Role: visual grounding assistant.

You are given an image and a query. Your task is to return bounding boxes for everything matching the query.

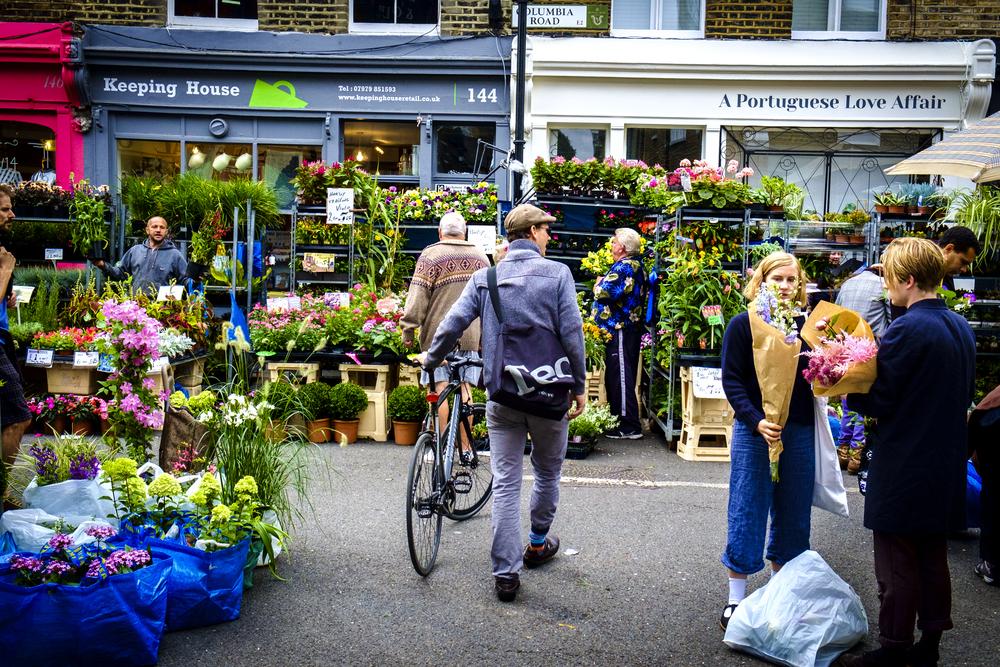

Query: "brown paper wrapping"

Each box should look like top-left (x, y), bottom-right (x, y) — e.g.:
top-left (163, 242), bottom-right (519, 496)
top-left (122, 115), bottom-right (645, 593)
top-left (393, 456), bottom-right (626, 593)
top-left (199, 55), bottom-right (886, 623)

top-left (749, 310), bottom-right (802, 477)
top-left (801, 301), bottom-right (878, 397)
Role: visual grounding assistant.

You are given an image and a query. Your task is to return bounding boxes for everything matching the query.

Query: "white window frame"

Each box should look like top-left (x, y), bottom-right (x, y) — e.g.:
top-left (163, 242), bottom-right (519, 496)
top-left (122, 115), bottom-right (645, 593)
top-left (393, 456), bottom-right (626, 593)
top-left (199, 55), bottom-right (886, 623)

top-left (167, 0), bottom-right (259, 31)
top-left (791, 0), bottom-right (886, 40)
top-left (610, 0), bottom-right (705, 38)
top-left (349, 0), bottom-right (441, 35)
top-left (548, 125), bottom-right (611, 161)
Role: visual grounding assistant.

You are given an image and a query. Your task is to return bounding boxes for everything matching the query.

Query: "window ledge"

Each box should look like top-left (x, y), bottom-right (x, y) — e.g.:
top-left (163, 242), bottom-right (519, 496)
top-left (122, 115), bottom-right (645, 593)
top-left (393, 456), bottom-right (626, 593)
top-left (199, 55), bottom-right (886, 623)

top-left (168, 17), bottom-right (259, 32)
top-left (349, 23), bottom-right (440, 36)
top-left (610, 29), bottom-right (704, 39)
top-left (791, 30), bottom-right (885, 41)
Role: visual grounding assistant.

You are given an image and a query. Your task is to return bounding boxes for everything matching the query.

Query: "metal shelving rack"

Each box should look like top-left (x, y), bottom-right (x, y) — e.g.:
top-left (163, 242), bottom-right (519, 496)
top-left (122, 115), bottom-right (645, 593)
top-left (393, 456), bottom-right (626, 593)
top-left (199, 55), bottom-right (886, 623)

top-left (290, 203), bottom-right (355, 291)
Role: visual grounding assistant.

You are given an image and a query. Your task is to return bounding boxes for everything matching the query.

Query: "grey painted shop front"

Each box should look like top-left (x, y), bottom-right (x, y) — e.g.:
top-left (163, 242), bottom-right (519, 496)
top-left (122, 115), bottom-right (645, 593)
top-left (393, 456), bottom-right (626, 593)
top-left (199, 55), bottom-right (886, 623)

top-left (81, 27), bottom-right (513, 209)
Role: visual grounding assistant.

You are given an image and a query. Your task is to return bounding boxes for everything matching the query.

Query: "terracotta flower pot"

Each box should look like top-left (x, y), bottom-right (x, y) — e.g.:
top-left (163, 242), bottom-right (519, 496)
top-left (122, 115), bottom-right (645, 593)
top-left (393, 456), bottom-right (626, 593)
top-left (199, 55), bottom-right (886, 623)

top-left (71, 418), bottom-right (96, 436)
top-left (835, 234), bottom-right (850, 243)
top-left (49, 415), bottom-right (68, 435)
top-left (100, 418), bottom-right (112, 435)
top-left (392, 420), bottom-right (420, 446)
top-left (849, 234), bottom-right (865, 244)
top-left (306, 418), bottom-right (331, 444)
top-left (887, 205), bottom-right (906, 214)
top-left (874, 204), bottom-right (889, 214)
top-left (333, 419), bottom-right (360, 444)
top-left (286, 414), bottom-right (307, 440)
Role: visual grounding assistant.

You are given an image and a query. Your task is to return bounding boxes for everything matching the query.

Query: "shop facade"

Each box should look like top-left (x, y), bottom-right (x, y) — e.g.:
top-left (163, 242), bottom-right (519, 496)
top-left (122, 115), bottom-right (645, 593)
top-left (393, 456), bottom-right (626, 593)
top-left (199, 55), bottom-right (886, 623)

top-left (81, 27), bottom-right (512, 209)
top-left (524, 36), bottom-right (996, 214)
top-left (0, 22), bottom-right (85, 188)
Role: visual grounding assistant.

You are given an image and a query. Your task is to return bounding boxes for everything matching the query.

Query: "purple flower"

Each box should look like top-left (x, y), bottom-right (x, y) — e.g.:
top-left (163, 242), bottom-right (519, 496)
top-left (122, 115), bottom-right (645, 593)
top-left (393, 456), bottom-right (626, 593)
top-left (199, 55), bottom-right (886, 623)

top-left (29, 445), bottom-right (58, 481)
top-left (85, 525), bottom-right (117, 541)
top-left (44, 561), bottom-right (73, 577)
top-left (10, 555), bottom-right (44, 574)
top-left (47, 533), bottom-right (74, 551)
top-left (68, 453), bottom-right (100, 481)
top-left (964, 292), bottom-right (977, 303)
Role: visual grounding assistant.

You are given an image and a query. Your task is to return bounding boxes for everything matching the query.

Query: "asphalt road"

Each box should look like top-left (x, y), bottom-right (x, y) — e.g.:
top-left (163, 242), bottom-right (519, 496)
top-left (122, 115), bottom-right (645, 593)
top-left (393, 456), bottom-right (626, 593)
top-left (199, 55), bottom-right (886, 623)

top-left (157, 436), bottom-right (999, 666)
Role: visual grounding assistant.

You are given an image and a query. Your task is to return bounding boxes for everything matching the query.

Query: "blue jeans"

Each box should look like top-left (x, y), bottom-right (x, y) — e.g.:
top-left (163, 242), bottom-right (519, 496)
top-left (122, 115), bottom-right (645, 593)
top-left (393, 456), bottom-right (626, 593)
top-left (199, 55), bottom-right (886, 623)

top-left (722, 419), bottom-right (815, 575)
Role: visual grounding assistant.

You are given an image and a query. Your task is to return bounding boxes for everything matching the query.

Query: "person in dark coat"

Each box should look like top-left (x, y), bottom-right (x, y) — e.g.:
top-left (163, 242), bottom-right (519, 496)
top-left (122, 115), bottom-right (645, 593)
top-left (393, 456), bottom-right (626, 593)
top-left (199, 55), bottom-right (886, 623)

top-left (968, 383), bottom-right (1000, 587)
top-left (840, 238), bottom-right (976, 667)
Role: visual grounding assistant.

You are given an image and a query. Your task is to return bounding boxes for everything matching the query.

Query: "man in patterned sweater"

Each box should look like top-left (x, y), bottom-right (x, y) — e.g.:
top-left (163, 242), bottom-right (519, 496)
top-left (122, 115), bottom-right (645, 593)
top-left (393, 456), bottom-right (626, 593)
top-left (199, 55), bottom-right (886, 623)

top-left (401, 212), bottom-right (489, 454)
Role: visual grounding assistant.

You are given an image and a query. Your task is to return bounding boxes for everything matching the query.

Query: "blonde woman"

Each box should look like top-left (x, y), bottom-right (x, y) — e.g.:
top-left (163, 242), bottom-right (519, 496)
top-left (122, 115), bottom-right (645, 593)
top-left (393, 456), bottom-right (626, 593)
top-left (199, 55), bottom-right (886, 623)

top-left (718, 252), bottom-right (815, 629)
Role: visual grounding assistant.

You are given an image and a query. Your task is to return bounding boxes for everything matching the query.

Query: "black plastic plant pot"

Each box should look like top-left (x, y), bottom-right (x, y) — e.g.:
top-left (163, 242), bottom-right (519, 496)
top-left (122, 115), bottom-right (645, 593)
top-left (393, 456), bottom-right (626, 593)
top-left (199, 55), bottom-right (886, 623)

top-left (86, 242), bottom-right (106, 262)
top-left (185, 261), bottom-right (207, 280)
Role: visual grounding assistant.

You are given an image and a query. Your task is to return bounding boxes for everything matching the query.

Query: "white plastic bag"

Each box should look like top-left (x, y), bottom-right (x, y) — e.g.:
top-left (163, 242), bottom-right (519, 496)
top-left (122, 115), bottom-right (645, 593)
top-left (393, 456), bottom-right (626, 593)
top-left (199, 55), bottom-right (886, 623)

top-left (21, 477), bottom-right (116, 523)
top-left (812, 397), bottom-right (850, 518)
top-left (724, 550), bottom-right (868, 667)
top-left (0, 509), bottom-right (116, 552)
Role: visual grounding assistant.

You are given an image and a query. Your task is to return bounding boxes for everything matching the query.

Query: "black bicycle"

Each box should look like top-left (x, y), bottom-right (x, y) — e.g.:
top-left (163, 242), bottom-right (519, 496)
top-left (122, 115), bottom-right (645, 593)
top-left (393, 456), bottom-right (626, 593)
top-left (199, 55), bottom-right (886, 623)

top-left (406, 354), bottom-right (493, 576)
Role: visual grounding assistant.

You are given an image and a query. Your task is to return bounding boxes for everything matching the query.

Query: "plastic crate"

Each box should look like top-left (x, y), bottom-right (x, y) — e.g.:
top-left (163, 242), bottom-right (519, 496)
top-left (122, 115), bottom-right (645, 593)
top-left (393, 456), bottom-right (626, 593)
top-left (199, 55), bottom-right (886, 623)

top-left (264, 362), bottom-right (320, 385)
top-left (677, 367), bottom-right (733, 461)
top-left (338, 363), bottom-right (395, 393)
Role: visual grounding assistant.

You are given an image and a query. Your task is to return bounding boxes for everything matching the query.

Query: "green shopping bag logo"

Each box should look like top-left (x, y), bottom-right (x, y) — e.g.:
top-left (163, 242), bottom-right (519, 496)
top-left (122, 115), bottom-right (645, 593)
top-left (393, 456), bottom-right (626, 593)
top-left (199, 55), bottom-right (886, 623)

top-left (249, 79), bottom-right (309, 109)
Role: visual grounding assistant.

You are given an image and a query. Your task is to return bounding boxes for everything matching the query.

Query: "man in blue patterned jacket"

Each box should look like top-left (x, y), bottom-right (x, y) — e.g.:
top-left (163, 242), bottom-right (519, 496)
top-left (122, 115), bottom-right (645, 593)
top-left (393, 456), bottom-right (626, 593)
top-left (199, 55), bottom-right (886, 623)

top-left (593, 228), bottom-right (645, 439)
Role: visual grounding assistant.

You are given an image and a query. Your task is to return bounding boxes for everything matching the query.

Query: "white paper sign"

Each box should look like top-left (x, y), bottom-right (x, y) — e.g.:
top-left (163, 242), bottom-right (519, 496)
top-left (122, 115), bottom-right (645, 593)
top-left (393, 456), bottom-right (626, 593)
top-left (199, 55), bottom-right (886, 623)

top-left (44, 248), bottom-right (63, 261)
top-left (691, 367), bottom-right (727, 400)
top-left (267, 296), bottom-right (302, 312)
top-left (151, 356), bottom-right (170, 373)
top-left (11, 285), bottom-right (34, 304)
top-left (323, 292), bottom-right (351, 308)
top-left (953, 277), bottom-right (975, 291)
top-left (326, 187), bottom-right (354, 225)
top-left (73, 351), bottom-right (100, 368)
top-left (467, 225), bottom-right (498, 256)
top-left (26, 349), bottom-right (54, 368)
top-left (157, 284), bottom-right (185, 301)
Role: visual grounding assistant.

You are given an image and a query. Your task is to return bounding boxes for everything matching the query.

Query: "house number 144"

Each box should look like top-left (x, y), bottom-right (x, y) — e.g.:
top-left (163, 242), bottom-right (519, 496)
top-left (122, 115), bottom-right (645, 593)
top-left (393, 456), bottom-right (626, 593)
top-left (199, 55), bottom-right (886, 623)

top-left (467, 88), bottom-right (498, 104)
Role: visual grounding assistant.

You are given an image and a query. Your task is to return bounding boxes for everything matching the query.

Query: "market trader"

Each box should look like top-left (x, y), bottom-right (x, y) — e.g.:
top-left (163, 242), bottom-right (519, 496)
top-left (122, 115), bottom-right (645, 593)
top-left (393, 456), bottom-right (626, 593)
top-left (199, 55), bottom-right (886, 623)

top-left (95, 216), bottom-right (187, 295)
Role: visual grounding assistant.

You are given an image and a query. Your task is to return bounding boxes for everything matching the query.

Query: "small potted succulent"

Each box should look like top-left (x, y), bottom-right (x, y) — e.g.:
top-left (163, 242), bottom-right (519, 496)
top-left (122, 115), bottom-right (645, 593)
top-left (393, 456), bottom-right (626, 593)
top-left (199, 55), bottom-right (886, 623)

top-left (297, 382), bottom-right (334, 444)
top-left (387, 385), bottom-right (427, 446)
top-left (329, 382), bottom-right (369, 444)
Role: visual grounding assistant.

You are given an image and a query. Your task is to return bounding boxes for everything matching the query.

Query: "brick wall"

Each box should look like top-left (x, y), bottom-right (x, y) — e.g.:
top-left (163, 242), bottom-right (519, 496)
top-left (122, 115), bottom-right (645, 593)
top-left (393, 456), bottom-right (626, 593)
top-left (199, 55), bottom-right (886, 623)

top-left (259, 1), bottom-right (348, 34)
top-left (705, 0), bottom-right (792, 39)
top-left (887, 1), bottom-right (1000, 40)
top-left (2, 0), bottom-right (164, 25)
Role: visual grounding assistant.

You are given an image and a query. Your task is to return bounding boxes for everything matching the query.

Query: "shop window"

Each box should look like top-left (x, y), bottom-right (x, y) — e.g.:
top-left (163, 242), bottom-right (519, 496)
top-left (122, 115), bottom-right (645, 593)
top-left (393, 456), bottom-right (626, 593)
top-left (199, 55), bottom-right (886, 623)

top-left (0, 121), bottom-right (55, 185)
top-left (626, 127), bottom-right (704, 169)
top-left (184, 143), bottom-right (253, 182)
top-left (351, 0), bottom-right (439, 33)
top-left (435, 123), bottom-right (495, 175)
top-left (259, 145), bottom-right (321, 211)
top-left (611, 0), bottom-right (704, 35)
top-left (343, 120), bottom-right (421, 181)
top-left (792, 0), bottom-right (884, 39)
top-left (118, 140), bottom-right (181, 180)
top-left (169, 0), bottom-right (258, 29)
top-left (549, 128), bottom-right (607, 161)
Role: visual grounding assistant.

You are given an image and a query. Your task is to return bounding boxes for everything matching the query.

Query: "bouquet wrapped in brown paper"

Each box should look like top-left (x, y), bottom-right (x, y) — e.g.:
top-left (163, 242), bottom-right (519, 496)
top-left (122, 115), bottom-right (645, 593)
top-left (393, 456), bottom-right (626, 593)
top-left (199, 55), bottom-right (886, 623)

top-left (749, 285), bottom-right (803, 482)
top-left (800, 301), bottom-right (878, 397)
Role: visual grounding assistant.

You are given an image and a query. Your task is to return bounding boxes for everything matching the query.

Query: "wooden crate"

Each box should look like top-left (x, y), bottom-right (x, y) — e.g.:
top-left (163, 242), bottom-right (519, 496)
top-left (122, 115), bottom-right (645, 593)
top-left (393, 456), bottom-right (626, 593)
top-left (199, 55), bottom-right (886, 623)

top-left (264, 362), bottom-right (319, 385)
top-left (173, 358), bottom-right (205, 386)
top-left (356, 390), bottom-right (389, 442)
top-left (677, 367), bottom-right (733, 462)
top-left (46, 364), bottom-right (98, 395)
top-left (585, 368), bottom-right (607, 405)
top-left (338, 363), bottom-right (395, 393)
top-left (396, 364), bottom-right (422, 388)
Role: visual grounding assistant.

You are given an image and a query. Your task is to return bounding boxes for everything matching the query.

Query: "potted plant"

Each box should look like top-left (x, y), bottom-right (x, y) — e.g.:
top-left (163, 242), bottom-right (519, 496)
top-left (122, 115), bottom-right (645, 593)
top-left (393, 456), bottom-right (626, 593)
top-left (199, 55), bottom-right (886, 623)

top-left (387, 385), bottom-right (426, 446)
top-left (754, 175), bottom-right (802, 213)
top-left (297, 381), bottom-right (334, 443)
top-left (872, 190), bottom-right (895, 214)
top-left (69, 395), bottom-right (106, 436)
top-left (260, 380), bottom-right (299, 442)
top-left (845, 207), bottom-right (870, 243)
top-left (567, 403), bottom-right (619, 459)
top-left (329, 382), bottom-right (369, 444)
top-left (68, 180), bottom-right (109, 261)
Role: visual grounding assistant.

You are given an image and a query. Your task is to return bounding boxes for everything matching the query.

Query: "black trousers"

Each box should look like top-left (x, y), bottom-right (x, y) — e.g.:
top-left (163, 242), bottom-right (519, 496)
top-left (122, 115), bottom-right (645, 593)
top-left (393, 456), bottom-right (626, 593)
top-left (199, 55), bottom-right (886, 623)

top-left (604, 326), bottom-right (642, 434)
top-left (872, 531), bottom-right (953, 648)
top-left (980, 448), bottom-right (999, 564)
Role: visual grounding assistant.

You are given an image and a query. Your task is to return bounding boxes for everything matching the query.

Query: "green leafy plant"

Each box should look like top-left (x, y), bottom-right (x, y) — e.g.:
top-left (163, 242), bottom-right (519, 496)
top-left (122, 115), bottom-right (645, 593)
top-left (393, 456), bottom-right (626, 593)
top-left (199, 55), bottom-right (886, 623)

top-left (754, 175), bottom-right (802, 209)
top-left (297, 382), bottom-right (335, 421)
top-left (260, 380), bottom-right (299, 421)
top-left (387, 385), bottom-right (426, 422)
top-left (953, 186), bottom-right (1000, 259)
top-left (568, 403), bottom-right (619, 440)
top-left (9, 322), bottom-right (43, 350)
top-left (329, 382), bottom-right (369, 421)
top-left (68, 180), bottom-right (109, 258)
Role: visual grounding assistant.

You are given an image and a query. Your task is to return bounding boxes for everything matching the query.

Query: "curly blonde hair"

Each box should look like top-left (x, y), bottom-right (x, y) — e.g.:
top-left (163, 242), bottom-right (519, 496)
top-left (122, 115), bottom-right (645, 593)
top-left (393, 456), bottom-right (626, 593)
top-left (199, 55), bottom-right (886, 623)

top-left (742, 251), bottom-right (808, 307)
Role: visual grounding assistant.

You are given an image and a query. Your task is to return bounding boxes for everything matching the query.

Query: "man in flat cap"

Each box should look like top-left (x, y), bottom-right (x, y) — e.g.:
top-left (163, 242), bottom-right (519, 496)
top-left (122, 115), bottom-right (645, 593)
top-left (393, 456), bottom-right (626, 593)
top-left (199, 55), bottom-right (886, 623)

top-left (420, 203), bottom-right (586, 603)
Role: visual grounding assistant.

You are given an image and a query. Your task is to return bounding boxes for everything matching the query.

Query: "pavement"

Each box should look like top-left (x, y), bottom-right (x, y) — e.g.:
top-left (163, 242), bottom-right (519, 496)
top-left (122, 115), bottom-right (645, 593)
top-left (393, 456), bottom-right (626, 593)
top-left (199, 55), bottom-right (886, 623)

top-left (157, 434), bottom-right (999, 666)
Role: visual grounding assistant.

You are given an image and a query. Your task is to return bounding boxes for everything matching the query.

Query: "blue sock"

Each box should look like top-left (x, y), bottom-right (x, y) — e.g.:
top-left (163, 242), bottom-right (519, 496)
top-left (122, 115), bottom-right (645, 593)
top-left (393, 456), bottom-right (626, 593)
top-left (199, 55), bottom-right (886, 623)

top-left (529, 531), bottom-right (547, 547)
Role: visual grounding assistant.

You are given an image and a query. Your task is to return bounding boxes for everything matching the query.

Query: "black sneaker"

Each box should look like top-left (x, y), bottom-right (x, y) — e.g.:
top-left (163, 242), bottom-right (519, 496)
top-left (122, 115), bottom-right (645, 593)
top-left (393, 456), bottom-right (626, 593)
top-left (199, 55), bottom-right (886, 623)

top-left (523, 535), bottom-right (560, 568)
top-left (605, 427), bottom-right (642, 440)
top-left (975, 560), bottom-right (996, 585)
top-left (494, 573), bottom-right (520, 602)
top-left (720, 603), bottom-right (738, 630)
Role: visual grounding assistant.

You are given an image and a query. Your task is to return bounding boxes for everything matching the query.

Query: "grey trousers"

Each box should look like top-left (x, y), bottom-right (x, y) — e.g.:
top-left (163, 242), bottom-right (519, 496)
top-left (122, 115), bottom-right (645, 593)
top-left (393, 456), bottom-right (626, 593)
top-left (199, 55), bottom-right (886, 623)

top-left (486, 401), bottom-right (568, 577)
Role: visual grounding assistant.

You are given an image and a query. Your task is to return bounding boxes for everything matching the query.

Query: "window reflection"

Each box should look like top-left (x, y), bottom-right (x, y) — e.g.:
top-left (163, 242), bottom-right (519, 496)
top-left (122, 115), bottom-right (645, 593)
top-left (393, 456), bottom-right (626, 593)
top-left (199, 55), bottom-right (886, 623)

top-left (0, 121), bottom-right (55, 185)
top-left (259, 145), bottom-right (321, 210)
top-left (436, 123), bottom-right (495, 174)
top-left (344, 120), bottom-right (420, 177)
top-left (549, 128), bottom-right (607, 161)
top-left (118, 139), bottom-right (180, 179)
top-left (185, 143), bottom-right (253, 180)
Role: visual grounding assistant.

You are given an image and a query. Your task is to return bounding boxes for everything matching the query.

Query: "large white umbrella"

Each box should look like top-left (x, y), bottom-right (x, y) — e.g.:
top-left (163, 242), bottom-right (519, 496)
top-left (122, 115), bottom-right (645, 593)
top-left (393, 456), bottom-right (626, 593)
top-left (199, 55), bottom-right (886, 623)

top-left (885, 111), bottom-right (1000, 183)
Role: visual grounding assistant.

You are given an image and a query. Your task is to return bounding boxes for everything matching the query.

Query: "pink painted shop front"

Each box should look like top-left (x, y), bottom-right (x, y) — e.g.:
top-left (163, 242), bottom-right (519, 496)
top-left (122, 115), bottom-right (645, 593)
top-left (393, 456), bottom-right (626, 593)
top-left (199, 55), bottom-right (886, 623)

top-left (0, 22), bottom-right (85, 188)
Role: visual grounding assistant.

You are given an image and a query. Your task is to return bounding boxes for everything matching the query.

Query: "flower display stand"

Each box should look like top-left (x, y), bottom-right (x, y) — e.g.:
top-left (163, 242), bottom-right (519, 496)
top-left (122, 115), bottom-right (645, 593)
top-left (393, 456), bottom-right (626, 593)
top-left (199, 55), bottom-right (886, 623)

top-left (676, 367), bottom-right (733, 462)
top-left (396, 364), bottom-right (422, 388)
top-left (264, 362), bottom-right (320, 385)
top-left (46, 364), bottom-right (98, 395)
top-left (585, 368), bottom-right (607, 405)
top-left (338, 363), bottom-right (394, 442)
top-left (173, 358), bottom-right (205, 387)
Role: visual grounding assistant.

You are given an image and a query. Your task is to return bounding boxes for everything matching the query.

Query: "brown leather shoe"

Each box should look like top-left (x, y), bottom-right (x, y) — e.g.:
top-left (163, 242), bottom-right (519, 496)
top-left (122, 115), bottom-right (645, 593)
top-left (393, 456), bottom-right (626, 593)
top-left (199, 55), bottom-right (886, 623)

top-left (495, 573), bottom-right (519, 602)
top-left (523, 535), bottom-right (560, 569)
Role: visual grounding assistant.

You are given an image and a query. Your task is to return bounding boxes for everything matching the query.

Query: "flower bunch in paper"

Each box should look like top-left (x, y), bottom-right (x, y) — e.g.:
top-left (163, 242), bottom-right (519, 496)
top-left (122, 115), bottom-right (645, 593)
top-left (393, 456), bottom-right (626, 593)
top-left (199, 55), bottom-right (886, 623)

top-left (800, 301), bottom-right (878, 397)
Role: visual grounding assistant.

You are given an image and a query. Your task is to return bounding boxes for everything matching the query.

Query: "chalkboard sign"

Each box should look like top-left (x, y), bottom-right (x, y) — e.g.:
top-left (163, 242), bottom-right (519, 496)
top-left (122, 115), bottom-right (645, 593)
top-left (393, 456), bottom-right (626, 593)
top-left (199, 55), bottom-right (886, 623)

top-left (326, 188), bottom-right (354, 225)
top-left (691, 367), bottom-right (726, 400)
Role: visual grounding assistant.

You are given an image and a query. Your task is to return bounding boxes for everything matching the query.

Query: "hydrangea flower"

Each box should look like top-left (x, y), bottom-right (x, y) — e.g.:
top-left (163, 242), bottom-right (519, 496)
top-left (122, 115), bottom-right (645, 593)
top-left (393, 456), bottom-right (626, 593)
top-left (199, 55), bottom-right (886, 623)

top-left (85, 525), bottom-right (117, 541)
top-left (148, 473), bottom-right (182, 498)
top-left (47, 533), bottom-right (74, 551)
top-left (210, 504), bottom-right (232, 525)
top-left (102, 457), bottom-right (138, 482)
top-left (234, 476), bottom-right (258, 500)
top-left (122, 477), bottom-right (148, 511)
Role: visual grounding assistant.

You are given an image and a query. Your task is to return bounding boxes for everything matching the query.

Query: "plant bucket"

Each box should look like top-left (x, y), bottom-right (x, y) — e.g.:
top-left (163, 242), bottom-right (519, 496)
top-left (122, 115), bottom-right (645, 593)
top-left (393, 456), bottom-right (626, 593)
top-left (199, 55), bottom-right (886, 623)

top-left (333, 419), bottom-right (360, 444)
top-left (392, 420), bottom-right (420, 446)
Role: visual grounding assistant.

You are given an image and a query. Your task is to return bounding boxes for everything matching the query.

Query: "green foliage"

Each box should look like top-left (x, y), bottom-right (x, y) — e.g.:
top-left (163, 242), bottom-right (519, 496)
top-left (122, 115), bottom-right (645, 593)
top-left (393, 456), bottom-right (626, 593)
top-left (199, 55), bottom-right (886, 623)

top-left (754, 175), bottom-right (803, 208)
top-left (568, 403), bottom-right (619, 440)
top-left (120, 175), bottom-right (161, 225)
top-left (297, 382), bottom-right (335, 421)
top-left (953, 186), bottom-right (1000, 259)
top-left (749, 242), bottom-right (784, 265)
top-left (9, 322), bottom-right (43, 350)
top-left (18, 279), bottom-right (61, 331)
top-left (12, 266), bottom-right (84, 292)
top-left (260, 380), bottom-right (299, 420)
top-left (657, 253), bottom-right (744, 357)
top-left (329, 382), bottom-right (369, 421)
top-left (387, 385), bottom-right (426, 422)
top-left (68, 181), bottom-right (109, 256)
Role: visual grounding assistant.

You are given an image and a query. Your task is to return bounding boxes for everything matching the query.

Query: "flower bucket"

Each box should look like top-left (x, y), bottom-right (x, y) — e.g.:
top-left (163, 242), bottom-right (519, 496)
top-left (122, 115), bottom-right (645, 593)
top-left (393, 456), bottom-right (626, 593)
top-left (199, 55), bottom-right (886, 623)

top-left (0, 555), bottom-right (172, 666)
top-left (306, 418), bottom-right (331, 444)
top-left (333, 419), bottom-right (360, 444)
top-left (392, 420), bottom-right (420, 446)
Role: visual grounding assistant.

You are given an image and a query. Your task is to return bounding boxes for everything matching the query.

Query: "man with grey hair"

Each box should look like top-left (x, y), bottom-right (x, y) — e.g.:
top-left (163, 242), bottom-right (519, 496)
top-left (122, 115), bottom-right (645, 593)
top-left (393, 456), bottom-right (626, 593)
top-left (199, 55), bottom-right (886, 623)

top-left (401, 211), bottom-right (489, 453)
top-left (593, 227), bottom-right (646, 439)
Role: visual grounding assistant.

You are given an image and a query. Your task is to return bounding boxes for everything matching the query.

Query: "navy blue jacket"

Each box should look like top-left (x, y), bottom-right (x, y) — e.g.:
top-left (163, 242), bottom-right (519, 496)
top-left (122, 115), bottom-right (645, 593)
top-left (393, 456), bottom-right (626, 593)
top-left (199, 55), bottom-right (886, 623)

top-left (721, 311), bottom-right (814, 431)
top-left (849, 298), bottom-right (975, 534)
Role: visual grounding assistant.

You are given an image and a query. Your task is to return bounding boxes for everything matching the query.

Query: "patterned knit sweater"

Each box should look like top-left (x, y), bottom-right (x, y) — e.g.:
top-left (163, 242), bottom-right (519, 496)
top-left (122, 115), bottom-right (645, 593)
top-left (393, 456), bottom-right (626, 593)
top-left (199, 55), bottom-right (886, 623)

top-left (400, 239), bottom-right (490, 352)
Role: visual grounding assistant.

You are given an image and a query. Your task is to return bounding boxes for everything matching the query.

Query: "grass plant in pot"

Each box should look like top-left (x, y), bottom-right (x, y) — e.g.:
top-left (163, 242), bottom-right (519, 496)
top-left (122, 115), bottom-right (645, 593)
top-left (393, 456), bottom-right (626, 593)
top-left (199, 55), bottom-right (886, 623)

top-left (260, 380), bottom-right (300, 442)
top-left (387, 385), bottom-right (426, 446)
top-left (298, 382), bottom-right (334, 444)
top-left (329, 382), bottom-right (368, 444)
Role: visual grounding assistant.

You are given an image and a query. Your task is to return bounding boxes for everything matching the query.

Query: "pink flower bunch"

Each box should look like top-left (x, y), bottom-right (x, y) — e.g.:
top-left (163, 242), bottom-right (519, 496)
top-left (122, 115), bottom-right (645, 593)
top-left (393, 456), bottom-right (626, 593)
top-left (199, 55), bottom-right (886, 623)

top-left (119, 380), bottom-right (164, 429)
top-left (801, 333), bottom-right (878, 387)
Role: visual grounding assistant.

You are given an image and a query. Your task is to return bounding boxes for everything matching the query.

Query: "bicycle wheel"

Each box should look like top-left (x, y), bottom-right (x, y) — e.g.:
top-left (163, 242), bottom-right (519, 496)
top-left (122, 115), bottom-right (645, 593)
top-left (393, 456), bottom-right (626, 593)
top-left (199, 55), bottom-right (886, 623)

top-left (447, 403), bottom-right (494, 521)
top-left (406, 433), bottom-right (443, 576)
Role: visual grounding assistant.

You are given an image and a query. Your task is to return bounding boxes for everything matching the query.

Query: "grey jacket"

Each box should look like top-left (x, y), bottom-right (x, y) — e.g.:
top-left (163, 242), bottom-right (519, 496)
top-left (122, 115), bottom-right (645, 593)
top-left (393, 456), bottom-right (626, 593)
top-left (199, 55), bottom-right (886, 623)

top-left (425, 239), bottom-right (587, 396)
top-left (103, 238), bottom-right (187, 294)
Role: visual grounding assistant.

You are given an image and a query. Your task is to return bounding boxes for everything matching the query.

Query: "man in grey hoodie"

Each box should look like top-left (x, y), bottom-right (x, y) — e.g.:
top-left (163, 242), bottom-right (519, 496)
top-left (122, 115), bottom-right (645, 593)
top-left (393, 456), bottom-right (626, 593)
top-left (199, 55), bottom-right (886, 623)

top-left (95, 216), bottom-right (187, 295)
top-left (421, 203), bottom-right (587, 603)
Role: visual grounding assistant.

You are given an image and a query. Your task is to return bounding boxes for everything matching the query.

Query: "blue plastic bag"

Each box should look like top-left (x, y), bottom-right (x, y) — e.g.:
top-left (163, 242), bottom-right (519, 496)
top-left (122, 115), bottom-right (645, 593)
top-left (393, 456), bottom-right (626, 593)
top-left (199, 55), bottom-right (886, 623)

top-left (0, 555), bottom-right (172, 666)
top-left (147, 537), bottom-right (249, 631)
top-left (0, 532), bottom-right (14, 562)
top-left (968, 459), bottom-right (982, 529)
